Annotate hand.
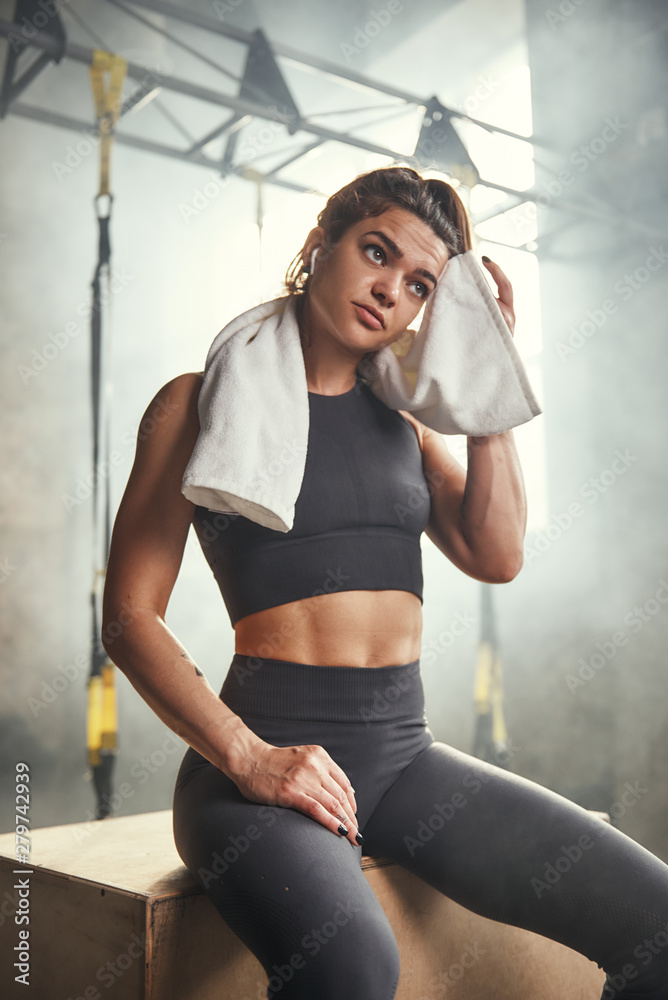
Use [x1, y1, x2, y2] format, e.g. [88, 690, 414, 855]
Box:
[482, 256, 515, 337]
[231, 740, 361, 846]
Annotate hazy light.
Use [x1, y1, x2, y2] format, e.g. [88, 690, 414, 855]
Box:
[461, 63, 547, 534]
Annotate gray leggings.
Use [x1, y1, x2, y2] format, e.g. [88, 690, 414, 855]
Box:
[172, 655, 668, 999]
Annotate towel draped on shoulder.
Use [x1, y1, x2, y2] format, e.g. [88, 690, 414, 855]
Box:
[181, 251, 542, 532]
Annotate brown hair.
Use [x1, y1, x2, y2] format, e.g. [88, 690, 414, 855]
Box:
[283, 164, 474, 300]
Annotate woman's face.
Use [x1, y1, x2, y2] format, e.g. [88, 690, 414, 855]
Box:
[301, 205, 451, 355]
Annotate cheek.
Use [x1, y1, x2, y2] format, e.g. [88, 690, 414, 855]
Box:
[323, 260, 349, 295]
[401, 298, 424, 327]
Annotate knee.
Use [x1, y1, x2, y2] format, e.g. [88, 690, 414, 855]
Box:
[353, 923, 401, 999]
[302, 909, 400, 999]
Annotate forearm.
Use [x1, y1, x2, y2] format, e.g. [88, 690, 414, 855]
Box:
[101, 608, 262, 781]
[460, 430, 527, 579]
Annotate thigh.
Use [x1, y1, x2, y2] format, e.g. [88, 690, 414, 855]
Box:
[172, 755, 401, 1000]
[361, 740, 668, 988]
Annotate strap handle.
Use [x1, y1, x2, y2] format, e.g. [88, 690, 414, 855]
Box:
[89, 50, 127, 199]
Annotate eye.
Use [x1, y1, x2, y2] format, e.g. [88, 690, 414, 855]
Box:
[362, 243, 431, 300]
[409, 281, 429, 300]
[363, 242, 385, 264]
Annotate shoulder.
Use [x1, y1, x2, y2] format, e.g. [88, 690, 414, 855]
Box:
[135, 372, 204, 454]
[155, 371, 204, 408]
[146, 370, 203, 420]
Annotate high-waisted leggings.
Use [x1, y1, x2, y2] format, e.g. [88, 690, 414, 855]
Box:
[172, 654, 668, 999]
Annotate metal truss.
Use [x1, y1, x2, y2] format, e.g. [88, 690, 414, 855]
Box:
[1, 0, 645, 244]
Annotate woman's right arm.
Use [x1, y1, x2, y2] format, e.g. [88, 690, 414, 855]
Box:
[101, 372, 263, 779]
[102, 373, 360, 842]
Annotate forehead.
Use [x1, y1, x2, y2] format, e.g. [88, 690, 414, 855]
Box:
[347, 206, 450, 271]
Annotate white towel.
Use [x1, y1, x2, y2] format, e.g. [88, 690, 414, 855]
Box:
[181, 250, 542, 532]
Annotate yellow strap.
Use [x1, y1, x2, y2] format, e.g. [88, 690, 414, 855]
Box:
[100, 662, 118, 750]
[474, 640, 508, 746]
[490, 652, 508, 745]
[86, 675, 103, 767]
[89, 50, 127, 198]
[87, 662, 118, 767]
[473, 639, 493, 712]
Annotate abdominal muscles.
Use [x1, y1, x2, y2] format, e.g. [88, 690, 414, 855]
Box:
[233, 590, 423, 668]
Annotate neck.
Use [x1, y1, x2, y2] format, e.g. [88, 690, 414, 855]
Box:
[297, 292, 362, 396]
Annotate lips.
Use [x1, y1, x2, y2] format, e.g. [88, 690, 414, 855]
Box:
[353, 303, 385, 328]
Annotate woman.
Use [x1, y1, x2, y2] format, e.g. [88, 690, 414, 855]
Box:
[102, 166, 668, 999]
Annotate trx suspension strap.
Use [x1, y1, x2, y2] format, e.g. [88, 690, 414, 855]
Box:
[86, 50, 127, 820]
[472, 583, 510, 768]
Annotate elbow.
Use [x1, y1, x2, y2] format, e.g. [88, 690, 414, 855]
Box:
[100, 619, 123, 659]
[475, 548, 523, 584]
[100, 629, 118, 659]
[100, 600, 144, 656]
[491, 550, 524, 584]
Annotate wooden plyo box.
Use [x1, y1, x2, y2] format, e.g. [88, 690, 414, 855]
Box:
[0, 809, 607, 999]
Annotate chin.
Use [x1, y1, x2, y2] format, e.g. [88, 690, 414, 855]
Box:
[349, 333, 388, 356]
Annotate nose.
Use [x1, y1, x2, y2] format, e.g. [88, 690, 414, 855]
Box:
[371, 267, 400, 307]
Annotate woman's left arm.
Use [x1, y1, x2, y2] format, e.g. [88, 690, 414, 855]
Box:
[403, 257, 527, 584]
[419, 426, 527, 584]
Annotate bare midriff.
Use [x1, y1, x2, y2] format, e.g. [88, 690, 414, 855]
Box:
[233, 590, 423, 668]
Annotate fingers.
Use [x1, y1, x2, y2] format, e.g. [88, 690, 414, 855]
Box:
[320, 772, 361, 846]
[481, 255, 516, 335]
[240, 743, 363, 846]
[328, 758, 358, 818]
[482, 256, 514, 308]
[295, 788, 362, 847]
[302, 747, 360, 844]
[291, 747, 362, 846]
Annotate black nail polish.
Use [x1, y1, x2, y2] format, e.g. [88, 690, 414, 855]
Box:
[338, 824, 348, 836]
[482, 255, 491, 263]
[355, 832, 364, 845]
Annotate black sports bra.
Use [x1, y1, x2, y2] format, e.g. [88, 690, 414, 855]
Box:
[192, 378, 431, 627]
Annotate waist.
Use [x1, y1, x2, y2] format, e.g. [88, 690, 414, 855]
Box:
[234, 589, 423, 668]
[220, 653, 427, 724]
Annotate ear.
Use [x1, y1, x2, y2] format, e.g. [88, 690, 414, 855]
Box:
[301, 226, 326, 263]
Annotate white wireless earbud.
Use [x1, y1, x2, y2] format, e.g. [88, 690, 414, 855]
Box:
[310, 247, 319, 273]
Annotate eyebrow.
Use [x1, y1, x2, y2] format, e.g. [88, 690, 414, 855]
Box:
[360, 230, 440, 288]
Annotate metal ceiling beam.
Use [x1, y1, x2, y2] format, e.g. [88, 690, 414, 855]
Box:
[0, 19, 415, 158]
[122, 0, 548, 148]
[8, 99, 323, 195]
[0, 17, 528, 201]
[2, 14, 649, 238]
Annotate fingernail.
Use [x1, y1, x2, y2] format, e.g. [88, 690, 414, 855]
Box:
[482, 255, 491, 263]
[338, 824, 348, 836]
[355, 832, 364, 845]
